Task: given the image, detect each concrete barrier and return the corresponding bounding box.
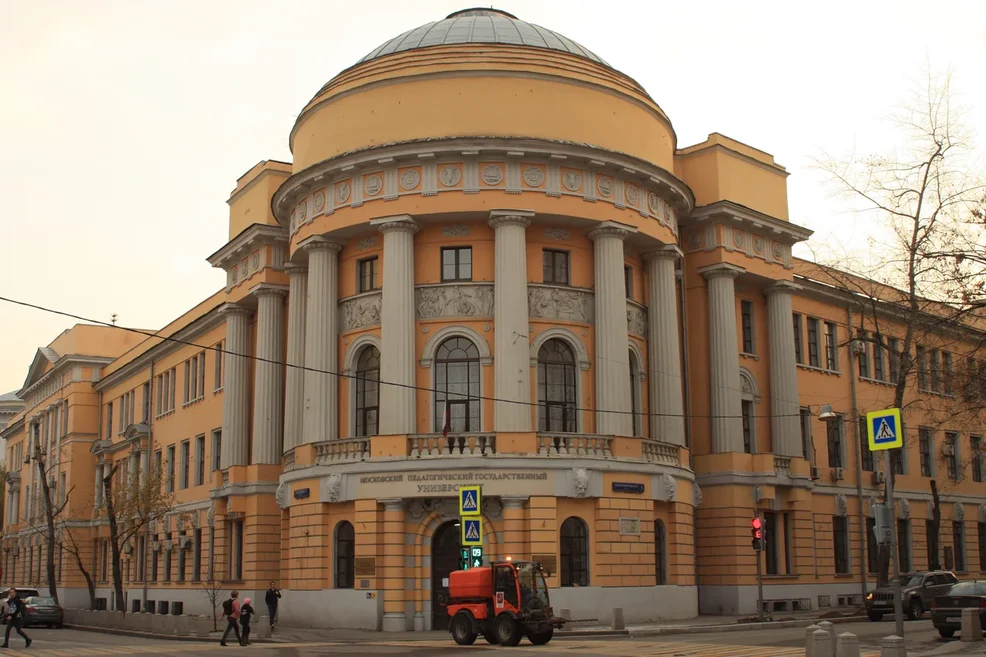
[962,607,983,642]
[150,613,165,634]
[196,615,213,638]
[805,624,821,657]
[836,632,860,657]
[817,620,836,657]
[812,629,833,657]
[612,608,625,631]
[162,614,178,636]
[256,615,271,639]
[880,635,906,657]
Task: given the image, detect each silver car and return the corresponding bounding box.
[22,596,63,628]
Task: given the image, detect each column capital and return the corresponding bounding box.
[642,244,683,262]
[249,283,289,299]
[698,262,745,281]
[370,215,419,235]
[284,262,308,277]
[379,498,406,512]
[219,303,252,318]
[501,495,529,509]
[489,209,534,230]
[764,280,802,297]
[587,221,636,242]
[298,235,343,254]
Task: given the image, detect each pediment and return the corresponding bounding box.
[124,423,150,442]
[20,347,59,395]
[90,439,112,455]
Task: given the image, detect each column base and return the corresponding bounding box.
[382,612,407,632]
[413,612,425,631]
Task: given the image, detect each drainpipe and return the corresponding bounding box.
[847,305,868,604]
[677,265,692,453]
[141,361,154,612]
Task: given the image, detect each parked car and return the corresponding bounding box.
[0,588,39,601]
[931,580,986,638]
[865,570,959,621]
[22,596,63,628]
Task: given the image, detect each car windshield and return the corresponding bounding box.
[901,575,925,587]
[947,583,986,596]
[26,597,55,605]
[517,563,549,609]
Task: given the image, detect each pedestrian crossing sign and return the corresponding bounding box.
[867,408,903,451]
[462,517,483,546]
[459,485,481,516]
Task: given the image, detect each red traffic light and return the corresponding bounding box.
[751,517,763,541]
[751,518,762,529]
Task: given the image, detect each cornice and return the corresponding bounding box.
[95,307,225,391]
[684,200,812,245]
[676,141,789,178]
[0,417,24,442]
[19,354,112,402]
[227,166,291,207]
[206,223,288,269]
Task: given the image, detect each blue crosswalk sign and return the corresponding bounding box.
[461,518,483,546]
[459,485,481,516]
[867,408,903,451]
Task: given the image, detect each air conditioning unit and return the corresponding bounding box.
[832,467,845,481]
[942,444,955,457]
[810,466,820,481]
[872,471,887,485]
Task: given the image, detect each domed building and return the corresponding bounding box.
[10,6,986,634]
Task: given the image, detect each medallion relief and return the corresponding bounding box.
[524,166,545,187]
[544,227,570,241]
[399,168,420,190]
[439,165,462,187]
[339,292,382,332]
[528,285,594,323]
[416,284,494,319]
[482,165,503,185]
[364,174,383,196]
[441,224,472,238]
[562,170,581,192]
[627,305,647,336]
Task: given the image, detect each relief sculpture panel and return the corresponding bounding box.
[416,284,494,319]
[339,292,382,332]
[528,285,594,323]
[627,304,647,336]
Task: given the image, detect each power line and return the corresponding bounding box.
[2,294,816,422]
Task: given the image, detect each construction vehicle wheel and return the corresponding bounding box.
[494,614,522,647]
[482,630,498,644]
[527,628,553,645]
[451,612,478,645]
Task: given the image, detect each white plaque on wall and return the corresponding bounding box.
[619,518,641,536]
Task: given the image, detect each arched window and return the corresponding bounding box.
[629,349,641,436]
[537,339,577,432]
[559,516,590,587]
[655,520,667,585]
[334,521,355,589]
[434,337,481,433]
[355,346,380,437]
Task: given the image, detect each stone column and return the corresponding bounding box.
[94,463,104,507]
[129,452,139,487]
[301,238,342,445]
[139,449,149,486]
[588,222,634,436]
[372,216,418,435]
[251,285,287,464]
[220,304,252,469]
[380,499,406,631]
[283,264,308,453]
[501,496,529,561]
[644,246,686,445]
[489,211,534,432]
[700,263,745,453]
[766,282,803,457]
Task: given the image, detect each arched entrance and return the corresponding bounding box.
[431,520,461,631]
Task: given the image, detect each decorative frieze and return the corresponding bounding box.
[416,284,494,320]
[627,303,647,337]
[682,222,799,271]
[528,285,594,323]
[339,292,382,332]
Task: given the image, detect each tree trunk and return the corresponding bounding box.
[34,440,59,604]
[102,470,126,613]
[930,479,942,570]
[70,549,98,610]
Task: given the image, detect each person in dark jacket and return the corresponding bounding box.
[1,588,31,649]
[239,597,255,645]
[264,582,281,631]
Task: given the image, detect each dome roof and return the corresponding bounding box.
[356,8,609,67]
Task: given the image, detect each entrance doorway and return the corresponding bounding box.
[431,520,461,631]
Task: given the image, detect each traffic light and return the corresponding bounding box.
[470,546,484,568]
[460,547,470,570]
[751,517,764,551]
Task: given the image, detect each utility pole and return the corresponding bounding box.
[885,449,904,637]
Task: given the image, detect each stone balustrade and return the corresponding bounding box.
[315,437,371,463]
[538,433,613,457]
[641,439,680,466]
[774,456,792,475]
[407,434,496,458]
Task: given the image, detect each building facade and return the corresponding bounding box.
[4,7,986,630]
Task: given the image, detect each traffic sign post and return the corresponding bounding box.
[866,408,906,639]
[459,486,482,516]
[462,517,483,546]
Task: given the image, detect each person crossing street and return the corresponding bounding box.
[1,588,31,649]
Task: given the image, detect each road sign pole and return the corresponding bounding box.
[756,541,764,622]
[885,450,904,638]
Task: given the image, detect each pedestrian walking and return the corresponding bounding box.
[220,590,243,646]
[264,581,281,631]
[239,597,255,645]
[1,588,31,649]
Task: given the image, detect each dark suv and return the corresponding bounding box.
[866,571,959,621]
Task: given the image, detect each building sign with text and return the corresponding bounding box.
[356,469,554,497]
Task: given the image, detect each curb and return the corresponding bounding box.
[629,615,869,638]
[63,624,216,642]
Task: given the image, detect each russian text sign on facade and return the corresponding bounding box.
[867,408,903,451]
[459,485,481,516]
[462,517,483,546]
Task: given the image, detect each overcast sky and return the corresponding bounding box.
[1,0,984,394]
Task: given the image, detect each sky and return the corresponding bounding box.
[1,0,984,394]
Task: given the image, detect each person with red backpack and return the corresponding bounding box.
[220,590,243,646]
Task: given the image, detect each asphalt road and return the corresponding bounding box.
[0,620,955,657]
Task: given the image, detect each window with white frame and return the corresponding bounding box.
[155,367,177,416]
[214,341,224,391]
[824,321,838,371]
[183,351,207,405]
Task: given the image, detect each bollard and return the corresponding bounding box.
[962,607,983,642]
[836,632,860,657]
[812,629,833,657]
[805,624,821,657]
[612,608,625,631]
[880,635,906,657]
[818,620,836,656]
[256,615,272,639]
[196,615,212,638]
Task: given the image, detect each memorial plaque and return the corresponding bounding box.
[532,554,557,576]
[354,557,376,577]
[619,518,641,536]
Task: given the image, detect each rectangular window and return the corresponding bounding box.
[166,445,175,493]
[163,533,172,582]
[859,417,874,472]
[807,318,821,368]
[119,395,126,432]
[440,246,472,282]
[106,402,113,438]
[873,336,886,381]
[979,522,986,572]
[184,359,191,405]
[154,450,162,478]
[943,351,954,395]
[888,338,900,383]
[891,445,904,476]
[858,332,870,378]
[231,520,244,581]
[184,352,206,403]
[793,314,804,364]
[827,414,844,469]
[927,520,939,568]
[142,382,151,423]
[931,349,942,393]
[972,436,983,483]
[898,519,911,572]
[919,427,933,477]
[945,431,959,480]
[193,528,203,581]
[155,368,177,415]
[542,249,570,285]
[214,341,224,391]
[195,435,206,486]
[101,540,108,581]
[824,321,838,371]
[357,256,379,293]
[212,429,222,472]
[954,521,966,572]
[833,516,850,575]
[180,440,190,489]
[800,407,813,461]
[177,533,187,582]
[917,346,928,391]
[151,535,159,581]
[624,265,633,299]
[866,517,879,573]
[765,511,779,575]
[741,400,754,454]
[741,300,755,354]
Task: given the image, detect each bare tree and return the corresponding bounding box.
[812,66,986,587]
[101,463,174,613]
[200,572,228,632]
[29,429,62,603]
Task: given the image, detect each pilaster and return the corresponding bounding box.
[380,498,406,631]
[220,303,252,469]
[501,496,529,561]
[644,246,685,445]
[251,284,288,464]
[301,238,342,446]
[489,210,534,432]
[283,264,308,454]
[765,281,803,457]
[700,263,745,453]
